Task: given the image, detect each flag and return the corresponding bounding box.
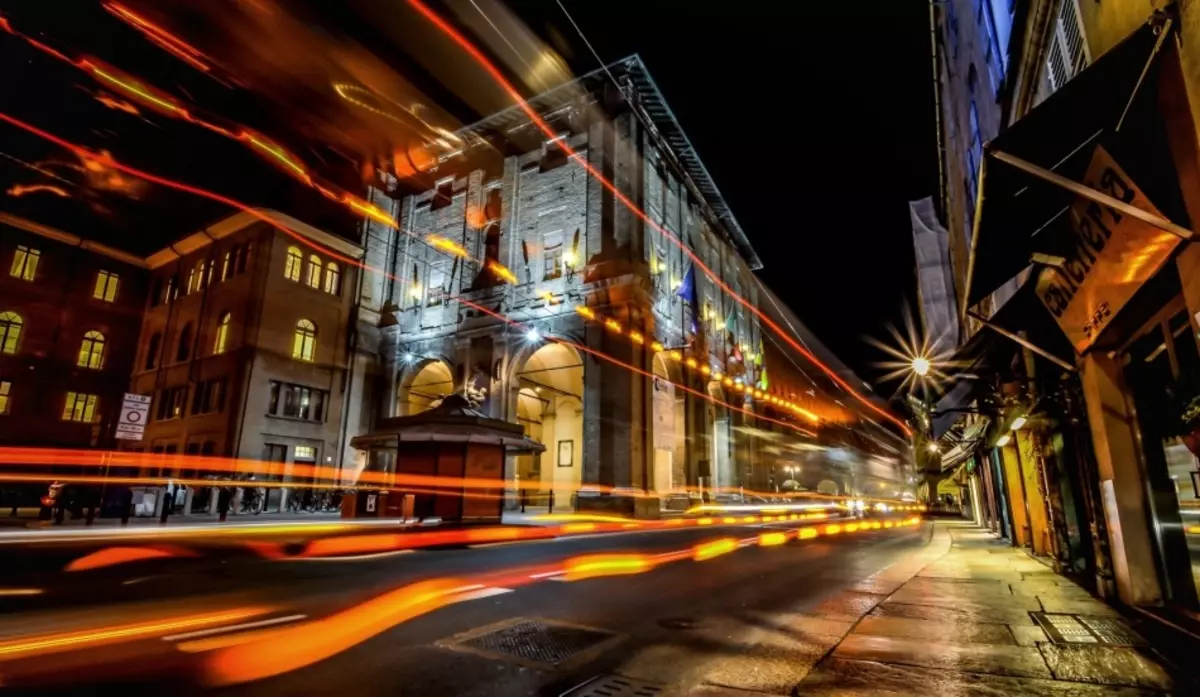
[676,264,696,304]
[755,340,763,366]
[759,365,768,391]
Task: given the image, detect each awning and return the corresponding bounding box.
[965,15,1188,309]
[938,421,988,471]
[931,280,1074,439]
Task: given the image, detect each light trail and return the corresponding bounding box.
[102,3,212,73]
[0,13,905,442]
[404,0,911,435]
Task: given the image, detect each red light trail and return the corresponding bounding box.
[404,0,910,435]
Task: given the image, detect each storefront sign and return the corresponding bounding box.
[1036,146,1182,352]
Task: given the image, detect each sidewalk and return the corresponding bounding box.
[793,521,1181,695]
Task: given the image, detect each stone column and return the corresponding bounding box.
[1078,352,1163,606]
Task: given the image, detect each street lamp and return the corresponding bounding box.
[927,442,940,454]
[911,356,931,377]
[1010,415,1027,430]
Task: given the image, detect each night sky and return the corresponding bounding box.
[516,0,939,383]
[0,1,937,385]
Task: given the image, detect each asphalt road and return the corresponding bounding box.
[0,517,931,695]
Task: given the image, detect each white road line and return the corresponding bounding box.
[288,549,415,562]
[161,614,307,642]
[450,587,513,602]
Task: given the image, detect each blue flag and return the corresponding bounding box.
[676,263,698,334]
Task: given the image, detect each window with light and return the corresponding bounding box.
[293,319,316,362]
[0,380,10,415]
[93,270,119,302]
[0,312,22,354]
[306,254,322,289]
[285,246,302,282]
[213,312,231,354]
[9,246,40,281]
[62,392,98,423]
[324,262,341,295]
[77,331,106,369]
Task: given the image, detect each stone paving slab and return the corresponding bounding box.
[797,657,1164,696]
[854,614,1017,645]
[832,633,1053,678]
[1040,644,1174,691]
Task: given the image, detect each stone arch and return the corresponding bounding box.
[650,352,687,495]
[397,358,455,415]
[508,341,584,510]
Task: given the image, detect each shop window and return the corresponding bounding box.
[284,246,302,282]
[293,319,316,362]
[93,270,119,302]
[62,392,98,423]
[0,311,22,354]
[294,445,317,462]
[9,246,39,281]
[77,331,106,369]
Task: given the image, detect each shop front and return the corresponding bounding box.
[962,13,1200,622]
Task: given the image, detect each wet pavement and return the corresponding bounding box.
[793,521,1183,696]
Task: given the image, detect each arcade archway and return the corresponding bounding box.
[398,359,454,416]
[651,353,686,495]
[512,343,583,509]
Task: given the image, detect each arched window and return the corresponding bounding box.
[293,319,316,362]
[145,332,161,370]
[176,323,193,362]
[77,331,106,369]
[0,311,22,354]
[284,246,302,282]
[213,312,231,354]
[324,262,341,295]
[306,254,322,289]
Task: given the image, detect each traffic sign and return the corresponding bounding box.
[116,392,151,441]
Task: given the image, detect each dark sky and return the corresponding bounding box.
[515,0,938,382]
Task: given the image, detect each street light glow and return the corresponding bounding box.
[911,356,931,377]
[1010,415,1027,430]
[927,442,939,453]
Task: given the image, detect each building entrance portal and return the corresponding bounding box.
[512,343,583,511]
[399,360,454,416]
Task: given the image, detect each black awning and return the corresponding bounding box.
[967,17,1182,306]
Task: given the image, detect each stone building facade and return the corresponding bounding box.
[351,57,775,514]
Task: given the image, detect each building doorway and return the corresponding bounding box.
[512,343,583,511]
[706,381,732,495]
[651,352,686,497]
[1122,304,1200,610]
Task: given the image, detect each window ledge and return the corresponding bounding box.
[265,413,325,425]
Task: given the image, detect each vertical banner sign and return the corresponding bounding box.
[115,393,151,441]
[1036,146,1182,353]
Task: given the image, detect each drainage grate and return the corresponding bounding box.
[451,619,617,666]
[561,674,665,697]
[1031,612,1146,646]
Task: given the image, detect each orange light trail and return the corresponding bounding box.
[7,184,68,197]
[404,0,910,436]
[64,545,195,572]
[102,3,212,73]
[84,63,189,118]
[240,132,310,183]
[94,92,140,116]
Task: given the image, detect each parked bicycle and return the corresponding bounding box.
[240,485,266,515]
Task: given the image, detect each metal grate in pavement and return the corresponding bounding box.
[450,618,618,667]
[561,674,665,697]
[1031,612,1146,646]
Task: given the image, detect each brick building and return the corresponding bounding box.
[0,213,147,449]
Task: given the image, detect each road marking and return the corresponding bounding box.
[161,614,307,642]
[450,587,514,602]
[528,570,565,579]
[287,549,415,562]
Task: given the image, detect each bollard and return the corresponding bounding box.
[548,489,554,514]
[520,488,527,514]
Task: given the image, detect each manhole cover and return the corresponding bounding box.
[561,674,665,697]
[657,617,701,630]
[1031,612,1146,646]
[446,618,618,667]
